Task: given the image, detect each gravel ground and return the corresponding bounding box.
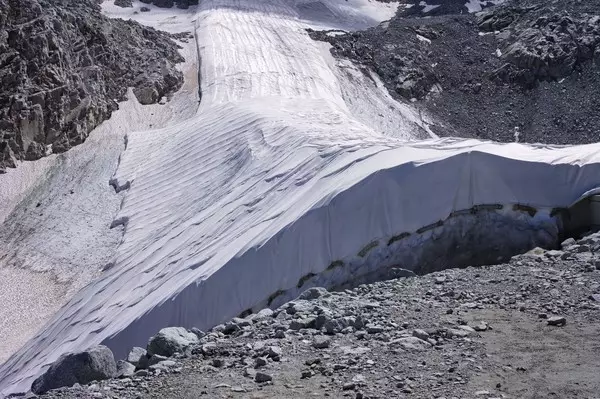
[34,231,600,399]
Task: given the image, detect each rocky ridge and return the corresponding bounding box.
[0,0,186,171]
[26,230,600,398]
[311,0,600,144]
[138,0,198,9]
[113,0,198,10]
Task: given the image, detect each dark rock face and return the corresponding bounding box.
[140,0,198,9]
[0,0,185,171]
[486,11,600,87]
[114,0,132,8]
[311,0,600,145]
[31,345,117,394]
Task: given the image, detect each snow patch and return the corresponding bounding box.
[419,1,440,13]
[417,34,432,44]
[465,0,506,13]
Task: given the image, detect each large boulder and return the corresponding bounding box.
[31,345,117,394]
[147,327,199,357]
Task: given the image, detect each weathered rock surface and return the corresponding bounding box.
[115,360,135,377]
[0,0,185,171]
[139,0,198,9]
[31,345,116,394]
[113,0,132,8]
[147,327,199,357]
[125,347,147,368]
[486,10,600,87]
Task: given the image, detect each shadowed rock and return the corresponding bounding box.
[0,0,185,171]
[31,345,117,394]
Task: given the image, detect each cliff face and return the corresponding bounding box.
[0,0,185,171]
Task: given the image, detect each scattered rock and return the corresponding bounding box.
[256,308,275,318]
[244,368,257,378]
[312,336,331,349]
[412,329,430,340]
[126,347,147,368]
[471,322,489,332]
[393,336,432,351]
[547,316,567,326]
[147,327,199,357]
[366,324,385,334]
[255,372,273,383]
[116,361,135,378]
[290,318,316,331]
[298,287,330,300]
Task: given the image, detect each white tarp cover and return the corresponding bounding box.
[1,0,599,395]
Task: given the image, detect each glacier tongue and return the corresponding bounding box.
[1,0,600,396]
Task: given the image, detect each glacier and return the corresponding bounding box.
[1,0,600,396]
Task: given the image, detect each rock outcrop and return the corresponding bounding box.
[0,0,185,171]
[485,10,600,87]
[139,0,198,9]
[113,0,133,8]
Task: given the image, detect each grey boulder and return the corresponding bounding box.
[147,327,199,357]
[116,360,136,378]
[31,345,117,394]
[126,346,147,367]
[298,287,330,300]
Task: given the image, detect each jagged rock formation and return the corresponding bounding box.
[311,0,600,144]
[0,0,185,171]
[114,0,133,8]
[484,9,600,87]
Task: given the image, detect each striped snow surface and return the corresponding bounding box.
[1,0,600,396]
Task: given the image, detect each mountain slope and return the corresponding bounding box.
[313,0,600,143]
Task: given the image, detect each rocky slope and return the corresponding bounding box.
[0,0,185,171]
[25,230,600,398]
[311,0,600,144]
